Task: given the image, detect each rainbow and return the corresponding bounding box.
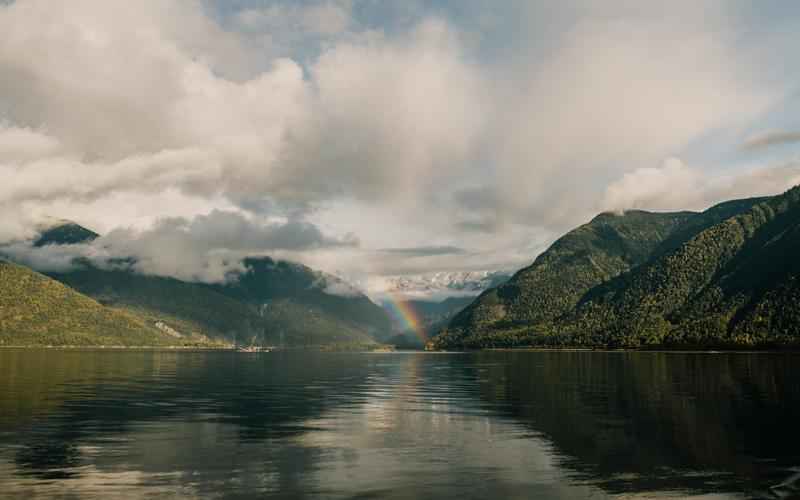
[383,294,427,342]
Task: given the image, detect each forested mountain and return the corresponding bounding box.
[435,188,799,349]
[210,257,390,345]
[33,220,99,247]
[47,267,265,343]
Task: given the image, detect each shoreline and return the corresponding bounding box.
[3,345,800,354]
[478,347,800,354]
[0,345,231,350]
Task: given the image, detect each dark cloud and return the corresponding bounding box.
[455,220,498,233]
[453,186,498,211]
[742,130,800,151]
[378,245,467,257]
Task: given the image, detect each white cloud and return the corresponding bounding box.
[602,158,800,213]
[601,158,705,212]
[2,210,357,284]
[0,125,61,162]
[1,0,798,292]
[273,18,486,205]
[479,13,777,229]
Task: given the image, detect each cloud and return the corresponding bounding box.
[1,0,799,292]
[0,125,61,162]
[602,158,800,213]
[2,210,357,283]
[0,1,482,217]
[0,241,97,273]
[379,246,467,257]
[268,18,486,206]
[476,9,777,230]
[310,271,365,298]
[601,158,704,212]
[742,130,800,151]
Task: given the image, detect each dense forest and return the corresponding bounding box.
[434,187,800,349]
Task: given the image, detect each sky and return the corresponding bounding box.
[2,0,800,296]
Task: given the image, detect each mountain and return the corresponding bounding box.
[47,266,265,343]
[407,296,476,323]
[443,210,702,336]
[34,219,99,247]
[435,189,797,349]
[210,257,391,345]
[0,260,192,346]
[11,222,391,348]
[383,271,510,298]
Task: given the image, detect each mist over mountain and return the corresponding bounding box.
[1,221,391,347]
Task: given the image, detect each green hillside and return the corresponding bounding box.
[443,210,699,338]
[566,186,800,348]
[47,267,264,343]
[435,190,795,349]
[0,261,184,346]
[256,299,378,347]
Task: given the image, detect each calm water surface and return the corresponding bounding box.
[1,350,799,499]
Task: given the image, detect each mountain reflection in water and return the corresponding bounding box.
[0,349,798,499]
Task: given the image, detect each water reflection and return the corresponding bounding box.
[471,351,800,498]
[0,349,798,498]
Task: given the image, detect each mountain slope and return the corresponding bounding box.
[34,221,98,247]
[47,267,264,343]
[436,192,783,349]
[212,257,390,344]
[443,210,698,336]
[567,186,800,347]
[0,261,181,346]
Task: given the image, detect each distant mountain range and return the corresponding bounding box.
[434,186,800,349]
[1,221,391,348]
[383,271,510,298]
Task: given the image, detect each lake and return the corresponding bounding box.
[0,350,798,499]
